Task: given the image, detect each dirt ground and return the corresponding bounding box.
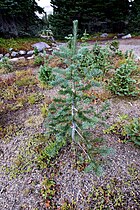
[0,39,140,210]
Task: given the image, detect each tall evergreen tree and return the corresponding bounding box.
[0,0,44,37]
[50,0,132,39]
[127,0,140,33]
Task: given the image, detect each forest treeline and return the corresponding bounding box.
[50,0,140,38]
[0,0,140,38]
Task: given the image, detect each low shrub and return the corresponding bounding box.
[109,58,138,96]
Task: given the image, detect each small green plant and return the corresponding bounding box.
[109,39,119,52]
[38,52,53,84]
[109,39,123,57]
[15,69,37,87]
[125,118,140,146]
[104,114,128,136]
[81,29,90,43]
[125,50,135,60]
[41,178,56,200]
[27,93,44,105]
[0,57,13,73]
[61,201,76,210]
[34,55,44,65]
[40,29,53,37]
[109,59,138,96]
[39,20,111,174]
[40,104,48,117]
[89,43,111,75]
[104,115,140,147]
[28,94,36,104]
[34,47,39,56]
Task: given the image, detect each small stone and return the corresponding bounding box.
[52,47,60,51]
[19,50,26,55]
[0,54,3,59]
[117,33,124,38]
[47,48,53,51]
[122,34,132,39]
[51,43,57,47]
[11,51,18,57]
[10,58,19,62]
[4,53,10,57]
[100,33,108,38]
[9,48,13,52]
[27,55,34,60]
[27,50,34,56]
[18,57,25,61]
[135,56,140,61]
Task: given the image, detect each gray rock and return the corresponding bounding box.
[11,51,18,57]
[32,42,50,52]
[51,43,57,47]
[52,46,60,51]
[18,57,25,61]
[0,54,3,59]
[27,55,34,60]
[135,56,140,61]
[100,33,108,38]
[19,50,26,55]
[4,53,10,57]
[10,58,19,62]
[47,48,53,52]
[9,48,13,52]
[27,50,34,56]
[122,34,132,39]
[117,33,125,38]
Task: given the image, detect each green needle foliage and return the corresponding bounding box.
[41,20,110,174]
[109,58,138,96]
[38,52,53,85]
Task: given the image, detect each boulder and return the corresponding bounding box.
[122,34,131,39]
[32,42,50,52]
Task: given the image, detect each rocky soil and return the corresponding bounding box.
[0,39,140,210]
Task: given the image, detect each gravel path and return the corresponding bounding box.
[99,38,140,59]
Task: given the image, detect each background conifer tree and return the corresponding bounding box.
[50,0,134,39]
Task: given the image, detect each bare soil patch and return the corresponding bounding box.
[0,40,140,210]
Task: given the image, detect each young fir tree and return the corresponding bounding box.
[41,20,110,174]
